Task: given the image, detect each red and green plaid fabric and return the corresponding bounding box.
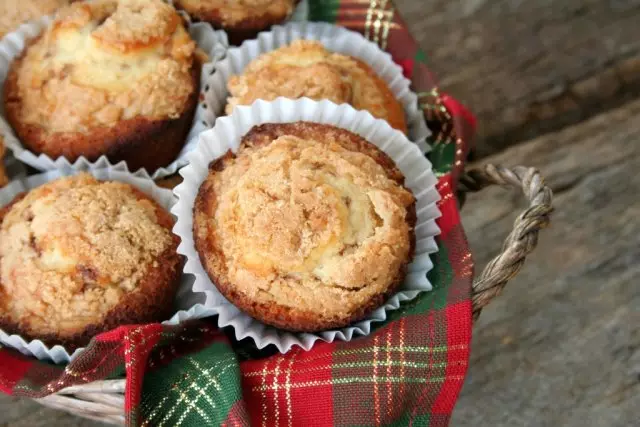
[0,1,477,426]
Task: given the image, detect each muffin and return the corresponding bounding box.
[226,40,408,133]
[0,0,72,39]
[193,122,416,332]
[4,0,201,173]
[0,173,182,347]
[0,137,8,188]
[174,0,299,45]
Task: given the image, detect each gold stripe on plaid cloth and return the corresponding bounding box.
[284,349,298,427]
[240,343,469,374]
[243,360,462,377]
[141,354,237,427]
[124,327,164,370]
[399,318,406,409]
[420,88,469,178]
[420,88,452,145]
[373,335,380,424]
[251,375,466,392]
[365,0,394,49]
[385,326,393,418]
[271,357,285,426]
[148,330,204,369]
[260,364,268,427]
[335,343,468,356]
[335,0,402,46]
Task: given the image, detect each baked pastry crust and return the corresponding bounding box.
[0,173,182,348]
[0,0,71,39]
[174,0,298,45]
[194,122,416,332]
[226,40,408,133]
[3,0,200,172]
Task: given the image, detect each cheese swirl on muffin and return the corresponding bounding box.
[194,122,416,332]
[4,0,201,172]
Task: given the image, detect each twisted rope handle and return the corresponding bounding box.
[458,164,553,320]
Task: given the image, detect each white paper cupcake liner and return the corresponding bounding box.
[201,22,431,153]
[172,98,441,353]
[0,163,216,364]
[291,0,310,22]
[0,15,229,180]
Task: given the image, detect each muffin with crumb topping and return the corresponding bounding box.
[226,40,408,134]
[0,173,182,347]
[174,0,299,45]
[194,122,416,332]
[3,0,201,173]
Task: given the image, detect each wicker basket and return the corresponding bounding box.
[29,163,553,425]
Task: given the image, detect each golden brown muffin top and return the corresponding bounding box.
[195,123,415,324]
[0,0,71,39]
[0,173,173,338]
[226,40,407,132]
[8,0,198,135]
[175,0,295,27]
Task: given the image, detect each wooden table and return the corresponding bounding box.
[2,0,638,425]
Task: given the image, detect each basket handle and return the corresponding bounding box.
[458,164,553,320]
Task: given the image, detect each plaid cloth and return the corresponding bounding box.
[0,1,477,426]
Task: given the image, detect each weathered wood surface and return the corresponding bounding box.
[395,0,640,158]
[453,98,640,426]
[2,0,640,425]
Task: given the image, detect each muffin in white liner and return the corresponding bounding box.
[0,164,215,364]
[172,98,441,353]
[168,0,309,35]
[200,22,431,153]
[0,15,229,180]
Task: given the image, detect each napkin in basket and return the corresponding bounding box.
[0,1,476,426]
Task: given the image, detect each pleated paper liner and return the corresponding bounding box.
[0,15,228,180]
[0,163,216,363]
[201,21,431,153]
[172,98,441,353]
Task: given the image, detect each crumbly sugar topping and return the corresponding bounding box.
[0,0,70,39]
[10,0,197,134]
[200,131,415,320]
[0,173,173,337]
[226,40,406,131]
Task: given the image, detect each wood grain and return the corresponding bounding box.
[2,1,640,425]
[453,98,640,426]
[395,0,640,157]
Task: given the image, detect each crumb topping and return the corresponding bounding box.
[0,173,173,337]
[8,0,197,134]
[174,0,295,27]
[0,0,70,39]
[226,40,407,132]
[196,124,415,321]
